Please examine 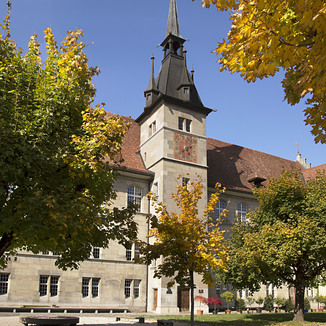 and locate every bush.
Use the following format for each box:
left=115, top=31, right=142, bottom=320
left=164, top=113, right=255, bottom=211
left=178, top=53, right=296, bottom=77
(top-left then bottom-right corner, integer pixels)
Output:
left=264, top=295, right=275, bottom=311
left=275, top=297, right=286, bottom=308
left=221, top=291, right=235, bottom=310
left=284, top=299, right=294, bottom=312
left=235, top=298, right=246, bottom=311
left=304, top=297, right=311, bottom=310
left=255, top=297, right=264, bottom=307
